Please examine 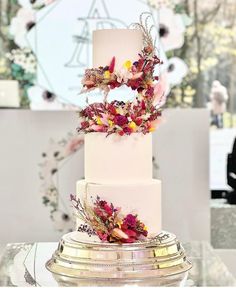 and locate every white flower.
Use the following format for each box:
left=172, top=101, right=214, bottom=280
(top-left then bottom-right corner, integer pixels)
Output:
left=158, top=7, right=185, bottom=52
left=9, top=8, right=35, bottom=48
left=7, top=48, right=37, bottom=73
left=167, top=57, right=188, bottom=86
left=18, top=0, right=55, bottom=8
left=27, top=85, right=65, bottom=110
left=51, top=210, right=73, bottom=232
left=153, top=72, right=170, bottom=107
left=115, top=68, right=132, bottom=83
left=28, top=85, right=79, bottom=110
